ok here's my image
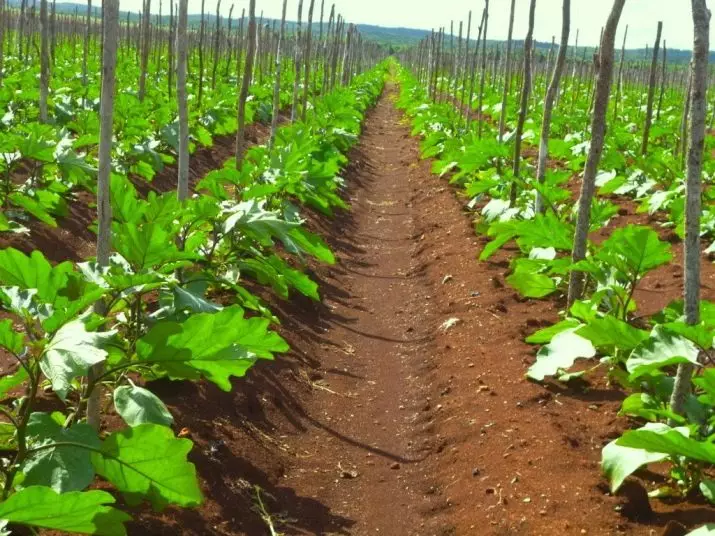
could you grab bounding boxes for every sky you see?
[112,0,706,51]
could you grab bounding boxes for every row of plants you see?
[396,65,715,533]
[0,30,307,233]
[0,61,386,535]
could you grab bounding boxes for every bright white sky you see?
[111,0,708,51]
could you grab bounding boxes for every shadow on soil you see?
[129,138,422,534]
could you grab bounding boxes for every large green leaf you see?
[286,228,335,264]
[479,230,516,261]
[113,381,174,427]
[627,326,700,380]
[525,319,581,344]
[91,424,202,509]
[8,193,58,227]
[40,319,117,400]
[223,200,334,262]
[506,271,556,298]
[112,222,190,271]
[576,316,650,353]
[617,426,715,464]
[595,225,672,279]
[515,212,574,252]
[662,321,714,350]
[602,423,679,492]
[0,249,73,303]
[0,487,130,535]
[239,254,320,300]
[223,200,300,243]
[527,330,596,381]
[22,412,100,492]
[619,392,684,424]
[136,306,288,391]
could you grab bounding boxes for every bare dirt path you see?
[267,85,442,535]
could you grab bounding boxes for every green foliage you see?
[0,487,130,535]
[92,424,203,509]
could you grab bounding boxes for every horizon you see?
[51,0,712,52]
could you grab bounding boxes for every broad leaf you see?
[619,392,684,424]
[595,225,672,280]
[0,249,73,303]
[40,319,117,400]
[114,381,173,427]
[602,423,680,492]
[0,487,130,535]
[617,426,715,464]
[22,412,100,493]
[662,321,713,350]
[91,424,202,508]
[172,285,222,314]
[525,319,581,344]
[627,326,700,380]
[576,316,649,353]
[527,330,596,381]
[507,270,556,298]
[136,306,288,391]
[112,222,191,271]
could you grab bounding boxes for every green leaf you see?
[515,212,574,252]
[172,285,222,314]
[110,174,145,225]
[601,423,676,492]
[569,299,600,322]
[223,200,299,241]
[91,424,202,508]
[595,225,672,280]
[576,316,650,353]
[700,480,715,504]
[239,255,319,300]
[114,381,174,427]
[525,319,581,344]
[479,232,515,261]
[0,367,28,400]
[619,392,684,424]
[0,319,25,355]
[112,222,190,271]
[627,326,700,380]
[22,412,100,492]
[0,248,73,303]
[617,426,715,464]
[40,319,117,400]
[0,487,130,535]
[693,369,715,406]
[136,306,288,391]
[286,228,335,264]
[8,193,58,227]
[662,321,713,350]
[57,149,98,184]
[0,423,16,450]
[506,271,557,298]
[527,330,596,381]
